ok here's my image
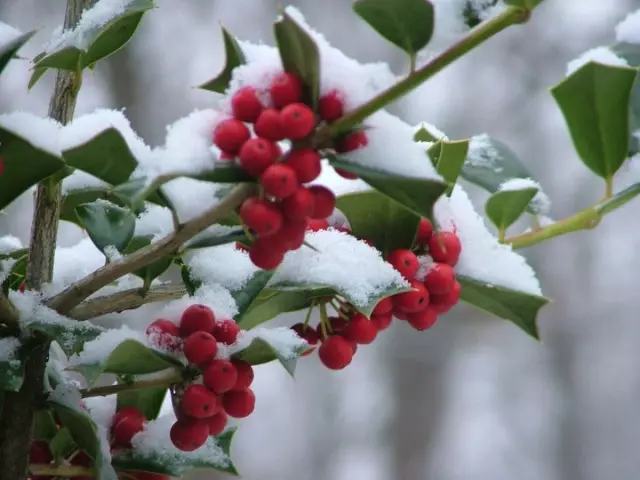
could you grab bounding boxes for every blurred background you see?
[2,1,640,479]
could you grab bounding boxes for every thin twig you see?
[69,283,187,320]
[47,183,256,314]
[80,369,182,398]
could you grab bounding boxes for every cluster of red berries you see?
[287,218,462,370]
[145,304,256,452]
[212,72,368,270]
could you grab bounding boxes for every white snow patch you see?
[435,185,542,296]
[135,204,175,239]
[49,383,84,409]
[47,238,105,296]
[0,21,22,46]
[185,244,257,292]
[616,8,640,44]
[0,112,62,156]
[0,235,23,254]
[415,254,435,282]
[69,325,147,367]
[313,160,371,198]
[566,47,629,76]
[62,171,109,193]
[498,178,551,216]
[0,258,16,285]
[467,134,502,171]
[221,326,307,360]
[270,229,410,307]
[160,284,238,324]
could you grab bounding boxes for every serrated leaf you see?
[111,427,238,475]
[233,336,304,376]
[124,236,174,287]
[49,427,77,461]
[232,271,275,321]
[273,11,321,109]
[336,190,419,256]
[110,177,168,210]
[0,30,36,75]
[184,227,248,250]
[551,62,637,180]
[198,27,245,93]
[117,383,167,421]
[48,399,117,480]
[485,187,538,231]
[62,128,138,186]
[60,188,125,226]
[610,42,640,155]
[0,128,66,210]
[75,201,136,253]
[27,320,104,357]
[431,139,469,194]
[179,263,201,297]
[458,275,549,339]
[328,157,447,219]
[353,0,434,56]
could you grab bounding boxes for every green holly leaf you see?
[179,262,202,297]
[75,201,136,253]
[232,271,275,321]
[551,62,637,181]
[232,335,305,376]
[33,410,58,441]
[184,227,248,250]
[49,428,76,461]
[274,10,321,109]
[0,30,36,75]
[458,275,549,339]
[336,190,420,256]
[0,248,28,262]
[485,187,538,231]
[0,127,66,210]
[110,177,168,210]
[353,0,434,57]
[62,128,139,186]
[124,236,174,288]
[430,139,469,194]
[111,427,238,475]
[60,188,126,226]
[26,319,104,357]
[237,289,327,330]
[198,27,246,93]
[610,42,640,155]
[328,157,447,219]
[117,383,167,421]
[413,124,441,143]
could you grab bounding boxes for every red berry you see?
[342,313,378,345]
[238,137,279,176]
[334,167,358,180]
[280,187,314,220]
[392,307,410,321]
[254,108,285,141]
[406,306,438,331]
[183,331,218,366]
[231,360,254,391]
[371,312,393,331]
[231,86,263,123]
[223,389,256,418]
[285,148,322,183]
[146,319,180,351]
[180,384,220,419]
[424,263,455,295]
[205,411,228,437]
[18,281,26,292]
[260,164,299,199]
[307,218,329,231]
[430,280,461,314]
[428,231,462,266]
[179,304,215,337]
[269,217,308,252]
[249,237,285,270]
[308,185,336,219]
[0,157,4,176]
[280,103,316,140]
[387,249,419,280]
[203,360,238,394]
[372,297,393,316]
[70,450,92,467]
[219,152,235,162]
[213,119,251,154]
[270,72,303,108]
[336,130,368,153]
[394,280,430,313]
[213,320,240,345]
[170,418,209,451]
[417,218,433,244]
[318,90,344,122]
[291,323,318,356]
[112,407,146,429]
[239,197,283,237]
[30,441,52,463]
[112,414,145,447]
[318,336,353,370]
[129,472,170,480]
[236,242,249,252]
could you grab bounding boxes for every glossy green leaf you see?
[432,139,469,194]
[179,262,202,296]
[62,128,138,186]
[33,410,58,441]
[124,236,174,288]
[233,336,305,376]
[48,398,118,480]
[413,124,441,143]
[49,428,76,461]
[27,52,48,90]
[110,177,167,210]
[233,271,275,321]
[329,157,447,219]
[60,188,124,226]
[597,182,640,215]
[353,0,434,56]
[0,30,36,75]
[75,201,136,253]
[551,62,637,179]
[184,227,248,250]
[1,252,28,294]
[610,42,640,155]
[111,427,238,475]
[199,27,246,93]
[117,383,167,421]
[274,11,321,109]
[336,190,419,255]
[0,248,28,262]
[26,320,104,357]
[458,275,549,339]
[237,289,326,330]
[0,128,66,211]
[485,187,538,231]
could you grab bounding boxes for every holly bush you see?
[0,0,639,479]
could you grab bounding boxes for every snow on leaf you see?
[566,46,629,77]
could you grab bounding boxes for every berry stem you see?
[79,369,183,398]
[29,464,93,477]
[316,6,529,139]
[605,176,614,200]
[302,303,315,328]
[318,302,329,338]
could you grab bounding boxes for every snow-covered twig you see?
[70,283,187,320]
